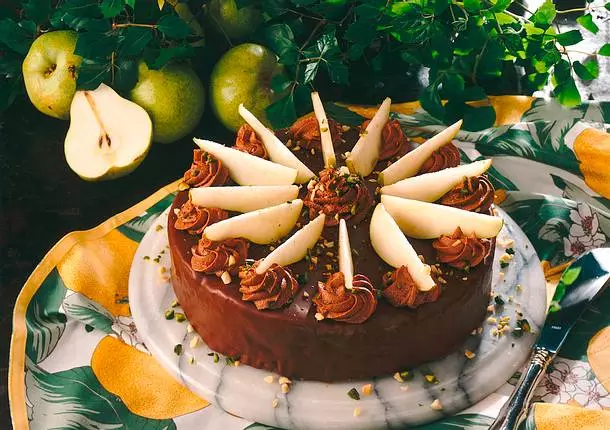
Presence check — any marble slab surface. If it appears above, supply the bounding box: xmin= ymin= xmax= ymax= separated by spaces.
xmin=129 ymin=207 xmax=546 ymax=429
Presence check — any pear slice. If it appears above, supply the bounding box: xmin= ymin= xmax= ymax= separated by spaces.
xmin=369 ymin=203 xmax=436 ymax=291
xmin=190 ymin=185 xmax=299 ymax=212
xmin=256 ymin=213 xmax=326 ymax=274
xmin=204 ymin=200 xmax=303 ymax=244
xmin=194 ymin=138 xmax=297 ymax=185
xmin=311 ymin=92 xmax=336 ymax=168
xmin=379 ymin=120 xmax=463 ymax=186
xmin=338 ymin=219 xmax=354 ymax=290
xmin=64 ymin=83 xmax=152 ymax=181
xmin=381 ymin=159 xmax=492 ymax=201
xmin=381 ymin=195 xmax=503 ymax=239
xmin=238 ymin=104 xmax=314 ymax=183
xmin=346 ymin=97 xmax=391 ymax=177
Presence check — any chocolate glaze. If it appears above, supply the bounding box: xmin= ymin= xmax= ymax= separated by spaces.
xmin=169 ymin=127 xmax=495 ymax=381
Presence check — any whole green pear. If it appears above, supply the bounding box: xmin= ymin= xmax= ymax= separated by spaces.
xmin=22 ymin=30 xmax=82 ymax=120
xmin=206 ymin=0 xmax=261 ymax=41
xmin=210 ymin=43 xmax=285 ymax=132
xmin=129 ymin=62 xmax=205 ymax=144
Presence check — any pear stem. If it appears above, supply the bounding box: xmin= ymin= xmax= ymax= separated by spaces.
xmin=84 ymin=92 xmax=112 ymax=150
xmin=112 ymin=23 xmax=156 ymax=29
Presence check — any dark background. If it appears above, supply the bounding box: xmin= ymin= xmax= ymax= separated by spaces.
xmin=1 ymin=1 xmax=607 ymax=428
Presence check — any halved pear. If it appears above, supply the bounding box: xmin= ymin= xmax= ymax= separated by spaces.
xmin=369 ymin=203 xmax=436 ymax=291
xmin=64 ymin=83 xmax=152 ymax=181
xmin=256 ymin=213 xmax=326 ymax=273
xmin=190 ymin=185 xmax=299 ymax=212
xmin=338 ymin=219 xmax=354 ymax=290
xmin=194 ymin=138 xmax=297 ymax=185
xmin=381 ymin=195 xmax=503 ymax=239
xmin=238 ymin=104 xmax=314 ymax=183
xmin=204 ymin=200 xmax=303 ymax=244
xmin=378 ymin=120 xmax=463 ymax=186
xmin=346 ymin=97 xmax=391 ymax=177
xmin=311 ymin=92 xmax=336 ymax=168
xmin=381 ymin=159 xmax=492 ymax=201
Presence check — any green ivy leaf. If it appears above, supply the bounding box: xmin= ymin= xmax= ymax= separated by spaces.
xmin=599 ymin=43 xmax=610 ymax=56
xmin=489 ymin=0 xmax=511 ymax=12
xmin=22 ymin=0 xmax=52 ymax=24
xmin=76 ymin=58 xmax=111 ymax=90
xmin=531 ymin=0 xmax=556 ymax=28
xmin=303 ymin=27 xmax=346 ymax=84
xmin=100 ymin=0 xmax=126 ymax=19
xmin=573 ymin=59 xmax=598 ymax=81
xmin=554 ymin=78 xmax=581 ymax=108
xmin=0 ymin=18 xmax=35 ymax=54
xmin=74 ymin=31 xmax=118 ymax=60
xmin=125 ymin=0 xmax=136 ymax=9
xmin=118 ymin=26 xmax=153 ymax=57
xmin=555 ymin=30 xmax=583 ymax=47
xmin=157 ymin=14 xmax=192 ymax=39
xmin=113 ymin=58 xmax=138 ymax=92
xmin=576 ymin=14 xmax=599 ymax=34
xmin=419 ymin=80 xmax=444 ymax=120
xmin=265 ymin=92 xmax=297 ymax=129
xmin=263 ymin=24 xmax=299 ymax=66
xmin=270 ymin=73 xmax=292 ymax=94
xmin=150 ymin=44 xmax=196 ymax=69
xmin=464 ymin=0 xmax=481 ymax=13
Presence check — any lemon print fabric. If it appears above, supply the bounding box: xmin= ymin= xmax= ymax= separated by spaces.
xmin=57 ymin=229 xmax=137 ymax=316
xmin=91 ymin=336 xmax=207 ymax=419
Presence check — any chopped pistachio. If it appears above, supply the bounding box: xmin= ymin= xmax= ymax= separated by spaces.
xmin=175 ymin=313 xmax=186 ymax=323
xmin=264 ymin=375 xmax=275 ymax=384
xmin=281 ymin=383 xmax=290 ymax=394
xmin=347 ymin=388 xmax=360 ymax=400
xmin=353 ymin=407 xmax=361 ymax=417
xmin=279 ymin=376 xmax=292 ymax=385
xmin=164 ymin=309 xmax=175 ymax=320
xmin=173 ymin=344 xmax=183 ymax=356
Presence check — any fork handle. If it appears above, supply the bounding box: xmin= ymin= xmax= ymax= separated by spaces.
xmin=489 ymin=347 xmax=554 ymax=430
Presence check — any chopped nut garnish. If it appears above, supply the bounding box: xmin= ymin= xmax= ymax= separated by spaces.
xmin=188 ymin=355 xmax=195 ymax=365
xmin=173 ymin=344 xmax=183 ymax=356
xmin=418 ymin=254 xmax=425 ymax=263
xmin=175 ymin=313 xmax=186 ymax=323
xmin=234 ymin=360 xmax=241 ymax=367
xmin=347 ymin=388 xmax=360 ymax=400
xmin=315 ymin=312 xmax=325 ymax=321
xmin=189 ymin=335 xmax=200 ymax=348
xmin=272 ymin=398 xmax=279 ymax=408
xmin=393 ymin=372 xmax=404 ymax=383
xmin=228 ymin=255 xmax=236 ymax=267
xmin=361 ymin=384 xmax=373 ymax=396
xmin=178 ymin=182 xmax=190 ymax=191
xmin=281 ymin=383 xmax=290 ymax=394
xmin=173 ymin=208 xmax=180 ymax=215
xmin=279 ymin=376 xmax=292 ymax=385
xmin=264 ymin=375 xmax=275 ymax=384
xmin=499 ymin=253 xmax=513 ymax=263
xmin=159 ymin=266 xmax=167 ymax=274
xmin=424 ymin=374 xmax=439 ymax=384
xmin=303 ymin=291 xmax=310 ymax=298
xmin=487 ymin=317 xmax=497 ymax=324
xmin=464 ymin=350 xmax=476 ymax=359
xmin=353 ymin=407 xmax=361 ymax=417
xmin=187 ymin=324 xmax=194 ymax=333
xmin=155 ymin=225 xmax=164 ymax=232
xmin=498 ymin=271 xmax=505 ymax=280
xmin=430 ymin=399 xmax=443 ymax=411
xmin=220 ymin=271 xmax=232 ymax=285
xmin=400 ymin=385 xmax=409 ymax=391
xmin=164 ymin=309 xmax=175 ymax=320
xmin=487 ymin=305 xmax=495 ymax=313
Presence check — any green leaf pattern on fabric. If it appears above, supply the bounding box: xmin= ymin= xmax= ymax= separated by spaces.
xmin=25 ymin=359 xmax=176 ymax=429
xmin=117 ymin=193 xmax=175 ymax=242
xmin=26 ymin=269 xmax=67 ymax=364
xmin=62 ymin=293 xmax=115 ymax=334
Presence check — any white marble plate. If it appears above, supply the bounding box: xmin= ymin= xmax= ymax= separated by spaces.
xmin=129 ymin=207 xmax=546 ymax=429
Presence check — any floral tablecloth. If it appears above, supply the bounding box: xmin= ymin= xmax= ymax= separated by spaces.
xmin=9 ymin=96 xmax=610 ymax=429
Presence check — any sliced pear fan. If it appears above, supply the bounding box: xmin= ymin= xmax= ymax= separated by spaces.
xmin=204 ymin=200 xmax=303 ymax=244
xmin=378 ymin=120 xmax=463 ymax=186
xmin=238 ymin=104 xmax=314 ymax=183
xmin=381 ymin=195 xmax=503 ymax=239
xmin=338 ymin=219 xmax=354 ymax=290
xmin=65 ymin=83 xmax=152 ymax=181
xmin=311 ymin=92 xmax=336 ymax=168
xmin=381 ymin=159 xmax=492 ymax=201
xmin=346 ymin=97 xmax=391 ymax=177
xmin=190 ymin=185 xmax=299 ymax=212
xmin=193 ymin=138 xmax=297 ymax=185
xmin=369 ymin=203 xmax=436 ymax=291
xmin=256 ymin=213 xmax=326 ymax=274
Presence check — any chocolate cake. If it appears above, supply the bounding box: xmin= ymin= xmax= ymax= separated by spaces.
xmin=168 ymin=104 xmax=499 ymax=381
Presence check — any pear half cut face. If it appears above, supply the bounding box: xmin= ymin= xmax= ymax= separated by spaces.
xmin=64 ymin=83 xmax=152 ymax=181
